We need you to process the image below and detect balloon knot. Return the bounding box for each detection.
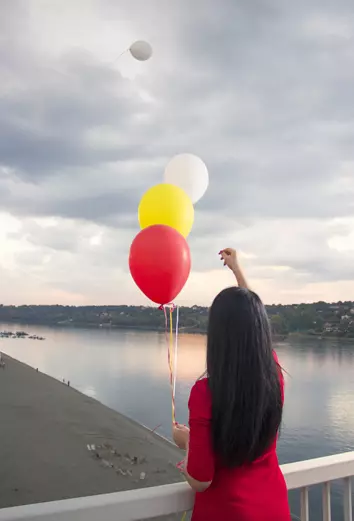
[158,303,176,311]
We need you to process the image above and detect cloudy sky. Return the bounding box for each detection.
[1,0,354,306]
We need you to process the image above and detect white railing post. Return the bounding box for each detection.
[343,477,352,521]
[322,482,331,521]
[300,487,309,521]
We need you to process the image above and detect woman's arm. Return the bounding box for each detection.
[183,381,214,493]
[173,424,212,492]
[232,262,249,290]
[183,441,212,492]
[219,248,249,289]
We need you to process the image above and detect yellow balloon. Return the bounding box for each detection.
[138,183,194,237]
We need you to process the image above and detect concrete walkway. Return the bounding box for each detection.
[0,355,185,519]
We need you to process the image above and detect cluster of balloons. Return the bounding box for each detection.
[129,154,209,305]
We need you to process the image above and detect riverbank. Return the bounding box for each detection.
[1,321,206,335]
[288,332,354,342]
[0,354,184,518]
[1,301,354,340]
[2,321,354,344]
[0,321,290,340]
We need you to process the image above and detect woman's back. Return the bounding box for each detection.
[188,370,290,521]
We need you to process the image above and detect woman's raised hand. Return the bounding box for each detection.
[219,248,238,273]
[219,248,249,290]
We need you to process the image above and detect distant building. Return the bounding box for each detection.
[324,322,333,332]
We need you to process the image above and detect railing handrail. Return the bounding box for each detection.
[282,451,354,489]
[0,484,194,521]
[0,451,353,521]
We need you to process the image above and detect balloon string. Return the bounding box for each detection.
[168,306,176,424]
[112,48,128,64]
[163,305,176,425]
[173,306,179,399]
[163,305,185,521]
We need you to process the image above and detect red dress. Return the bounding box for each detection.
[187,353,291,521]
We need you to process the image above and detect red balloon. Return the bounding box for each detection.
[129,225,191,305]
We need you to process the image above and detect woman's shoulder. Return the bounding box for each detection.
[192,376,209,394]
[192,376,209,392]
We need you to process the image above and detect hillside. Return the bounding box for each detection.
[1,301,354,338]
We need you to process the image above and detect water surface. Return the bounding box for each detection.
[1,324,354,520]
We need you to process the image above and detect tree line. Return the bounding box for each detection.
[0,301,354,338]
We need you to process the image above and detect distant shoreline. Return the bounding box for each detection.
[1,320,285,339]
[1,301,354,340]
[1,320,354,342]
[1,320,205,334]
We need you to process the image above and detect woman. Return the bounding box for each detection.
[173,248,290,521]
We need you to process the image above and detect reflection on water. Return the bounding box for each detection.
[1,324,354,521]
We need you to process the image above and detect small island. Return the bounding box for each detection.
[0,301,354,339]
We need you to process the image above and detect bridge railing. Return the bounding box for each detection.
[0,451,353,521]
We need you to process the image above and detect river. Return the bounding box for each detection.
[1,323,354,520]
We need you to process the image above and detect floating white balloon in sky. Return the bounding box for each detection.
[129,41,153,61]
[164,153,209,204]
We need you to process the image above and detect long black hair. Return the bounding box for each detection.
[207,286,282,467]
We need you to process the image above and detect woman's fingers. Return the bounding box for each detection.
[219,248,232,258]
[174,424,189,434]
[220,252,228,266]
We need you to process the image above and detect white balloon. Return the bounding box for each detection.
[164,154,209,204]
[129,41,153,61]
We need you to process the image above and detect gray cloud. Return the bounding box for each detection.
[1,0,354,302]
[0,56,151,176]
